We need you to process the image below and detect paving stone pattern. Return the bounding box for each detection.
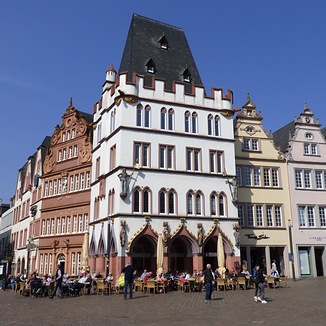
[0,278,325,326]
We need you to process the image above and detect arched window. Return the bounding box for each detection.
[159,190,166,213]
[214,115,220,136]
[143,188,150,213]
[210,193,217,216]
[136,104,143,127]
[161,107,167,130]
[185,111,190,133]
[192,112,197,133]
[196,192,201,215]
[168,191,175,214]
[144,105,151,128]
[168,109,174,131]
[219,194,225,216]
[187,192,193,215]
[133,189,140,212]
[208,114,213,135]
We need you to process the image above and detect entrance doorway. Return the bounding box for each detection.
[315,247,324,277]
[169,236,193,274]
[131,236,155,275]
[57,253,66,274]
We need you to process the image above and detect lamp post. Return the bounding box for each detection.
[288,220,296,282]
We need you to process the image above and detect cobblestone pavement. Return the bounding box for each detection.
[0,278,325,326]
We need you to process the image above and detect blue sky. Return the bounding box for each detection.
[1,0,326,202]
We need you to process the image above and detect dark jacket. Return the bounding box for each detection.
[122,264,135,282]
[203,268,215,284]
[256,269,265,284]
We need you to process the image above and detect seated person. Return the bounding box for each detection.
[194,270,204,292]
[105,273,113,283]
[143,272,152,285]
[270,269,279,287]
[184,271,191,281]
[140,269,147,280]
[155,273,165,282]
[71,273,92,295]
[115,273,125,293]
[94,271,103,279]
[43,274,52,297]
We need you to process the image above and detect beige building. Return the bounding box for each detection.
[234,96,292,277]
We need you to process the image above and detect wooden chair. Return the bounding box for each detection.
[134,279,144,292]
[81,282,91,295]
[157,280,168,293]
[178,279,190,292]
[146,280,158,294]
[266,276,277,289]
[95,280,109,295]
[237,277,247,290]
[217,278,227,291]
[279,276,288,288]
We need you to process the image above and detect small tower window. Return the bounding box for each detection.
[146,58,156,74]
[183,68,192,83]
[159,35,169,49]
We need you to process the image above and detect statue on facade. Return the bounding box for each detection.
[233,223,240,247]
[118,168,131,199]
[197,223,203,247]
[120,220,127,246]
[162,222,170,245]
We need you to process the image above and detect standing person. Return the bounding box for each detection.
[122,262,135,300]
[203,264,215,302]
[254,265,267,304]
[50,265,64,299]
[271,259,278,273]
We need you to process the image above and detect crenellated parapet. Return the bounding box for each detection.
[95,72,235,115]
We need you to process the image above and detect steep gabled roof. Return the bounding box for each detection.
[119,14,203,92]
[273,121,295,153]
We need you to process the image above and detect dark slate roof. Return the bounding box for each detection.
[119,14,203,92]
[273,121,295,153]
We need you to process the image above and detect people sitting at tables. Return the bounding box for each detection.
[140,269,147,280]
[155,272,165,282]
[184,271,191,281]
[143,272,152,285]
[43,274,52,297]
[192,269,198,277]
[71,273,92,296]
[194,270,204,292]
[94,271,103,279]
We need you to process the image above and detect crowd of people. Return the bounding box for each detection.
[1,260,281,304]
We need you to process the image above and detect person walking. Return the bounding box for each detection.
[122,262,135,300]
[254,266,267,304]
[203,263,215,302]
[50,264,64,299]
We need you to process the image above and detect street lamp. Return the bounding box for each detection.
[288,220,296,282]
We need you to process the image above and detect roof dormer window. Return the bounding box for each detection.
[183,68,192,83]
[146,58,156,74]
[159,35,169,49]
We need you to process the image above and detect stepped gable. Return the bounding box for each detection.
[119,14,203,93]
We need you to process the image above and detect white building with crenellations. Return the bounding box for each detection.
[89,15,240,279]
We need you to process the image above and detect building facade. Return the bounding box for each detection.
[11,136,50,276]
[38,100,93,276]
[90,15,240,279]
[0,205,13,279]
[274,105,326,278]
[234,97,292,277]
